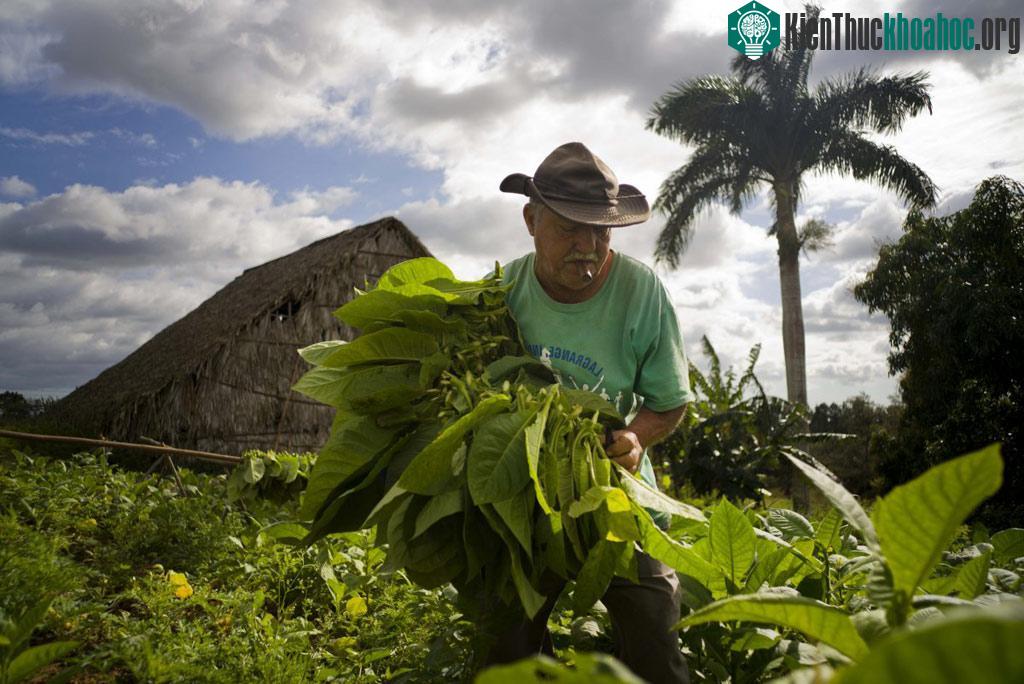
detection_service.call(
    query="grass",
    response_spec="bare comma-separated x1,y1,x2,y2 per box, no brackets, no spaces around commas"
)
0,446,477,682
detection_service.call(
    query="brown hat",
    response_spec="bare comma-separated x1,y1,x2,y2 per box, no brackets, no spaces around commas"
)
499,142,651,227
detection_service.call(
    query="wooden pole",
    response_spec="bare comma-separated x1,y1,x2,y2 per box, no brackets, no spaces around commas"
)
0,429,242,466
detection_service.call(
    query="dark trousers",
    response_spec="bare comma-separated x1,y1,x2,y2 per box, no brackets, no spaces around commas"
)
481,551,690,684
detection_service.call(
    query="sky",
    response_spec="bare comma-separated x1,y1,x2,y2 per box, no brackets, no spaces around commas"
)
1,0,1022,406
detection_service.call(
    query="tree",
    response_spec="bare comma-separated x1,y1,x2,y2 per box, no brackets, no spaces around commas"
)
654,337,839,503
854,175,1024,526
646,4,936,406
0,391,33,420
808,394,902,497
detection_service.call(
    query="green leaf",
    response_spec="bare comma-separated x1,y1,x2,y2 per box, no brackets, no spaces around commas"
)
376,257,455,288
404,518,463,582
389,282,471,304
333,289,447,328
493,487,535,558
467,410,536,504
394,309,469,339
815,507,845,551
777,639,828,666
675,593,869,661
873,444,1003,598
302,328,439,368
303,464,390,542
412,489,463,539
479,505,547,618
483,358,557,385
9,598,55,651
572,540,622,613
293,363,424,412
786,454,880,553
755,529,823,576
709,499,756,587
990,528,1024,565
525,390,555,514
831,610,1024,684
560,388,624,426
476,652,646,683
242,455,266,485
7,641,79,683
744,546,790,592
297,340,347,366
300,414,395,519
259,522,309,543
568,486,638,543
955,549,992,599
399,394,512,495
614,465,706,523
485,356,557,384
632,504,725,594
567,486,621,518
731,627,781,652
768,509,815,540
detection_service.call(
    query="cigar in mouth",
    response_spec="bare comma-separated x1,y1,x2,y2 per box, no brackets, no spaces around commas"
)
573,260,594,282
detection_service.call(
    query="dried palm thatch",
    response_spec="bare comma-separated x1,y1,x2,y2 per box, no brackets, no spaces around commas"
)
51,217,431,455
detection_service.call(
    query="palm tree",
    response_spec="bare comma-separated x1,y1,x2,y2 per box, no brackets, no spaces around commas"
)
646,4,937,406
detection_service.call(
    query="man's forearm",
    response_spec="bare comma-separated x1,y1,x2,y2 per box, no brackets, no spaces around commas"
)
626,404,687,450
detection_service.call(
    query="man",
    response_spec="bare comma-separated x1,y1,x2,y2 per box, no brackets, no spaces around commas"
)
487,142,693,683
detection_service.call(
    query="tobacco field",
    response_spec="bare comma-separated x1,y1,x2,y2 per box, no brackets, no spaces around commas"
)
2,258,1022,683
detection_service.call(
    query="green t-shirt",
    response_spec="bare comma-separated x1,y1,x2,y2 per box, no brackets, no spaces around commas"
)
501,250,693,526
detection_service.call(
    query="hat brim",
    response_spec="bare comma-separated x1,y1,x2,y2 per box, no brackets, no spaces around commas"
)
499,174,650,227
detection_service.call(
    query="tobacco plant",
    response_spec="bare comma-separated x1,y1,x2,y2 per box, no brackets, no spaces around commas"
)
293,258,720,621
673,445,1024,682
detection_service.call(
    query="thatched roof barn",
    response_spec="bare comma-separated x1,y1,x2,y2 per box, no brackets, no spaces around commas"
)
52,217,431,455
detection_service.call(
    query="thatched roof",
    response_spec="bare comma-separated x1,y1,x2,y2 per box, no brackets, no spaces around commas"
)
53,217,430,436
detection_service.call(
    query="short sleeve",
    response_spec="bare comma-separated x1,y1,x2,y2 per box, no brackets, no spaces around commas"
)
634,279,693,411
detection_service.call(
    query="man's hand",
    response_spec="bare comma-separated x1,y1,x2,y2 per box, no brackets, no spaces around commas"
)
604,404,688,475
606,429,643,473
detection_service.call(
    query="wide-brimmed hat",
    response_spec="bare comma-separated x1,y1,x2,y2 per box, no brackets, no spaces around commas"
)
499,142,650,227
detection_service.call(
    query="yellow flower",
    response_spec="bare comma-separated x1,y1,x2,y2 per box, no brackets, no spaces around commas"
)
168,571,193,598
332,636,357,650
345,596,367,618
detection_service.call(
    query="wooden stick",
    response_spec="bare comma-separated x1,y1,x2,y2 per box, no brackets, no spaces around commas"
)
0,429,242,465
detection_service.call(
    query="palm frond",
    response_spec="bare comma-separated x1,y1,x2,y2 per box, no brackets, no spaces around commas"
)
811,68,932,136
798,218,835,254
653,171,756,267
647,76,765,145
738,343,762,394
732,4,818,111
701,335,721,384
819,130,938,208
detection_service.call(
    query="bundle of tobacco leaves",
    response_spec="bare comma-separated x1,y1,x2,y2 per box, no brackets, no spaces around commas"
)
294,258,707,618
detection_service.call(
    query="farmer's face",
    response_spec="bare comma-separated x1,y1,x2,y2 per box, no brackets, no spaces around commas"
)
524,203,612,303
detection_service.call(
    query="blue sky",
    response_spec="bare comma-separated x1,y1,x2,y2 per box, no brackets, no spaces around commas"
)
0,89,442,216
1,0,1022,405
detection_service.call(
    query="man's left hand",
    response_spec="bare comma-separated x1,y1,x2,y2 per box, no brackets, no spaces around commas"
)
606,429,643,473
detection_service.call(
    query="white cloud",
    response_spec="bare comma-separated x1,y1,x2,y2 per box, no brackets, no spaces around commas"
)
0,175,36,198
3,0,1019,406
0,177,355,393
0,126,94,146
109,128,157,148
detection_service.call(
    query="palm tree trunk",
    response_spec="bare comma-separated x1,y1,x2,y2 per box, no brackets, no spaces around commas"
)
775,180,809,511
774,182,808,407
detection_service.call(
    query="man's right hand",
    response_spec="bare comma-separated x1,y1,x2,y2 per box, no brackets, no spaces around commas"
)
606,429,643,474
